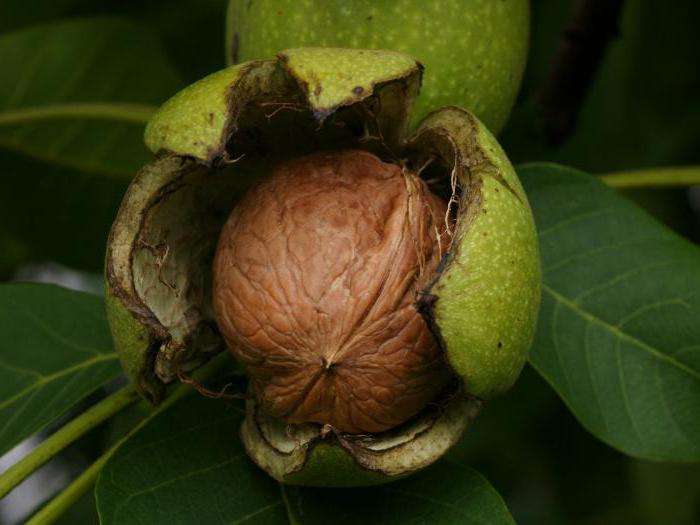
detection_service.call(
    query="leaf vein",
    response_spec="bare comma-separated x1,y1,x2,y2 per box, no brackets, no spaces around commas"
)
544,285,700,380
112,455,247,515
574,260,676,303
228,501,284,525
615,338,645,448
0,353,117,410
538,208,616,239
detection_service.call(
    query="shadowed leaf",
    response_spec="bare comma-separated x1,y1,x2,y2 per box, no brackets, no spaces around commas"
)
521,163,700,462
0,283,120,455
96,390,514,524
0,18,183,270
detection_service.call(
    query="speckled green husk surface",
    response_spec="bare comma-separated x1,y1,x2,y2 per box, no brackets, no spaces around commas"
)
411,109,540,397
226,0,530,133
105,48,540,486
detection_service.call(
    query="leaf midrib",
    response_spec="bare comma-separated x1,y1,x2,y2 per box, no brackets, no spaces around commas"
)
0,139,136,179
543,284,700,381
0,102,157,179
0,353,118,409
0,102,156,126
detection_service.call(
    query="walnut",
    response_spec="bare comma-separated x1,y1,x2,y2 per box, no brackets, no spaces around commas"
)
213,150,451,433
106,49,540,485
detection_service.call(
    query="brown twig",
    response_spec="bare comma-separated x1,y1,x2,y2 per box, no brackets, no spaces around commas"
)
173,351,247,401
538,0,626,145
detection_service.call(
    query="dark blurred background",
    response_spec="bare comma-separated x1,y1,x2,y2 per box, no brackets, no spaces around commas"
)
1,1,699,524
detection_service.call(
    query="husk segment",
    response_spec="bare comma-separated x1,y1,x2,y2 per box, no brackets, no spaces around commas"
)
105,48,539,485
144,48,421,163
407,107,541,398
106,48,422,403
241,393,481,487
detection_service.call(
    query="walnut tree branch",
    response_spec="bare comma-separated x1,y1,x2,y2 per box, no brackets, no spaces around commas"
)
538,0,626,146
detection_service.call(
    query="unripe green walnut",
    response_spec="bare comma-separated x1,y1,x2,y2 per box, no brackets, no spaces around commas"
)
105,48,540,486
226,0,530,133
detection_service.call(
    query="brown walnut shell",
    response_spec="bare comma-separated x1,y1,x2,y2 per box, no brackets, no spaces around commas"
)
213,149,451,433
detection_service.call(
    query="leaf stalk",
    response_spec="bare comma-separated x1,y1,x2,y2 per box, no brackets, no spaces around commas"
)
24,352,235,525
601,167,700,189
0,385,139,499
0,103,156,126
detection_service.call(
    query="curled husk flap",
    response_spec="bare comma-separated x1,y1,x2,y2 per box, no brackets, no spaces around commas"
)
105,48,540,486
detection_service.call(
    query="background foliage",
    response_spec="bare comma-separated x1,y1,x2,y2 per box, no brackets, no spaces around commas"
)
1,1,699,524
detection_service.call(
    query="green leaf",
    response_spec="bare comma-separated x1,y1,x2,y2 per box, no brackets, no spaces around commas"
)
0,283,121,456
96,390,514,524
0,0,95,34
283,463,514,525
520,163,700,462
0,1,229,85
0,18,183,270
96,393,286,525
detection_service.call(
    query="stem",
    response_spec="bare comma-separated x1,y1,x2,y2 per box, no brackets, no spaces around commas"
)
600,166,700,189
25,352,234,525
0,385,139,499
25,450,109,525
0,103,156,126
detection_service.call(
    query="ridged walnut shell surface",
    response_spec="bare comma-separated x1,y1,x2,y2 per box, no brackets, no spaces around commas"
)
105,48,540,486
213,150,450,434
